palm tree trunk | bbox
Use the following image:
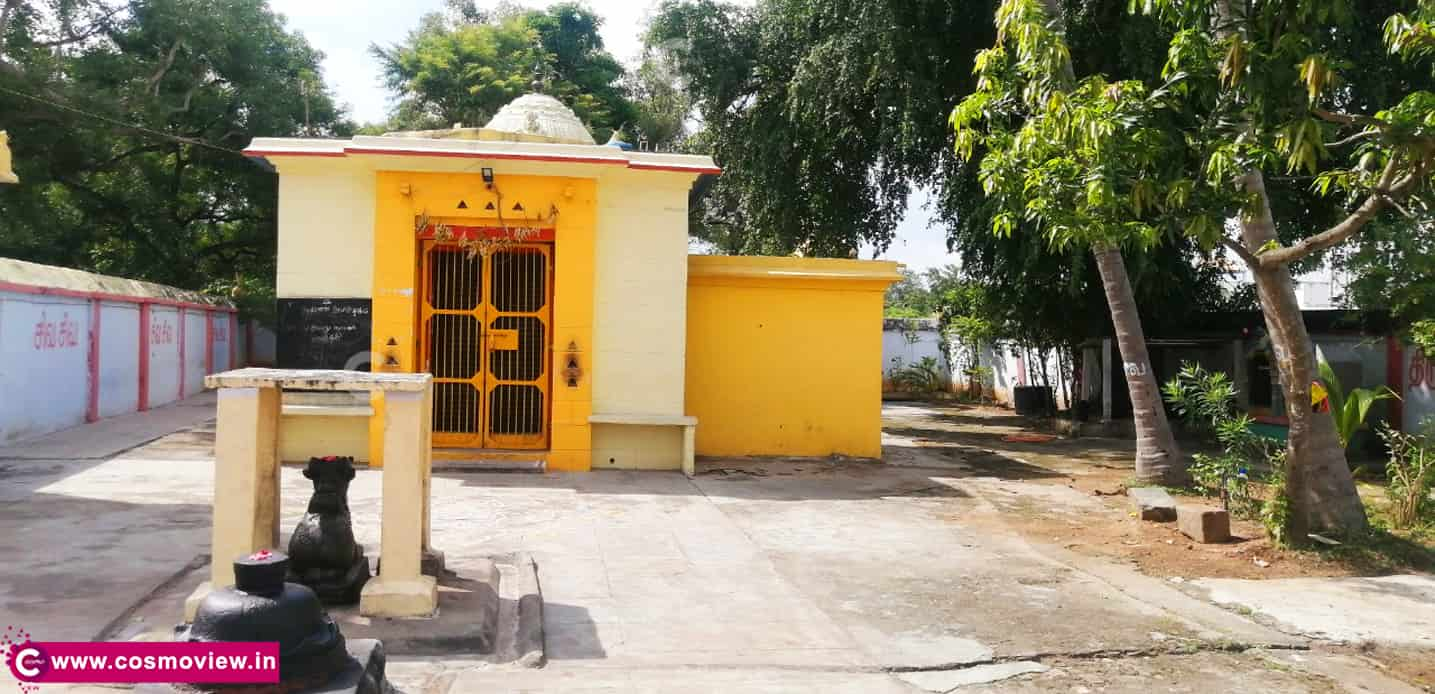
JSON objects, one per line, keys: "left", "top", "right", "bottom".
{"left": 1093, "top": 244, "right": 1185, "bottom": 484}
{"left": 1236, "top": 172, "right": 1368, "bottom": 535}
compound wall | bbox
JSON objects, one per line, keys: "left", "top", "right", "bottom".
{"left": 0, "top": 258, "right": 237, "bottom": 443}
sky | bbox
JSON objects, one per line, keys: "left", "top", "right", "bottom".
{"left": 264, "top": 0, "right": 958, "bottom": 273}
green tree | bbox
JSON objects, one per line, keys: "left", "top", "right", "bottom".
{"left": 646, "top": 0, "right": 1001, "bottom": 256}
{"left": 373, "top": 2, "right": 632, "bottom": 140}
{"left": 0, "top": 0, "right": 344, "bottom": 315}
{"left": 884, "top": 268, "right": 938, "bottom": 317}
{"left": 954, "top": 0, "right": 1435, "bottom": 536}
{"left": 1339, "top": 218, "right": 1435, "bottom": 350}
{"left": 952, "top": 0, "right": 1187, "bottom": 484}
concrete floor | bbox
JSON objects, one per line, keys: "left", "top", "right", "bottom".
{"left": 0, "top": 398, "right": 1429, "bottom": 692}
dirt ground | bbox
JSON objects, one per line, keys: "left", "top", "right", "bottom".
{"left": 881, "top": 401, "right": 1435, "bottom": 582}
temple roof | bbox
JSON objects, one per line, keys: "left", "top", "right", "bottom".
{"left": 483, "top": 93, "right": 596, "bottom": 145}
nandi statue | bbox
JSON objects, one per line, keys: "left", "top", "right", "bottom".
{"left": 287, "top": 456, "right": 370, "bottom": 604}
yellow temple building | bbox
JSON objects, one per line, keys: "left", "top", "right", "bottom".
{"left": 244, "top": 93, "right": 899, "bottom": 472}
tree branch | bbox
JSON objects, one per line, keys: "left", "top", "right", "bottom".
{"left": 1313, "top": 108, "right": 1391, "bottom": 130}
{"left": 1221, "top": 236, "right": 1259, "bottom": 269}
{"left": 145, "top": 40, "right": 185, "bottom": 98}
{"left": 1326, "top": 130, "right": 1377, "bottom": 148}
{"left": 1255, "top": 155, "right": 1416, "bottom": 267}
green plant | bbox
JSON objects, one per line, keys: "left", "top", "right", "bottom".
{"left": 1410, "top": 320, "right": 1435, "bottom": 357}
{"left": 1376, "top": 423, "right": 1435, "bottom": 529}
{"left": 1318, "top": 361, "right": 1399, "bottom": 450}
{"left": 1163, "top": 363, "right": 1278, "bottom": 517}
{"left": 892, "top": 357, "right": 947, "bottom": 395}
{"left": 1261, "top": 452, "right": 1293, "bottom": 547}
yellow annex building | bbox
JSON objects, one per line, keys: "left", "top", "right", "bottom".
{"left": 244, "top": 93, "right": 899, "bottom": 472}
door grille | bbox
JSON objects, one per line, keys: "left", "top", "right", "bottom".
{"left": 420, "top": 240, "right": 551, "bottom": 449}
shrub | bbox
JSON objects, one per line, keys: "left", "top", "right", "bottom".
{"left": 1377, "top": 422, "right": 1435, "bottom": 529}
{"left": 891, "top": 357, "right": 947, "bottom": 394}
{"left": 1163, "top": 363, "right": 1280, "bottom": 519}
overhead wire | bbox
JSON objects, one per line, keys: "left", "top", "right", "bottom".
{"left": 0, "top": 83, "right": 244, "bottom": 155}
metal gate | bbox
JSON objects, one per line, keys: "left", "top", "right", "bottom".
{"left": 420, "top": 241, "right": 552, "bottom": 449}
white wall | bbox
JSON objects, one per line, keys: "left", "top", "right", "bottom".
{"left": 589, "top": 171, "right": 694, "bottom": 468}
{"left": 210, "top": 313, "right": 233, "bottom": 373}
{"left": 882, "top": 326, "right": 949, "bottom": 379}
{"left": 1406, "top": 344, "right": 1435, "bottom": 432}
{"left": 183, "top": 310, "right": 208, "bottom": 397}
{"left": 591, "top": 171, "right": 690, "bottom": 416}
{"left": 275, "top": 162, "right": 375, "bottom": 299}
{"left": 0, "top": 292, "right": 91, "bottom": 442}
{"left": 97, "top": 302, "right": 140, "bottom": 418}
{"left": 0, "top": 261, "right": 236, "bottom": 444}
{"left": 147, "top": 306, "right": 181, "bottom": 408}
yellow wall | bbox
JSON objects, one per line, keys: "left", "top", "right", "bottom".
{"left": 279, "top": 416, "right": 370, "bottom": 462}
{"left": 369, "top": 170, "right": 596, "bottom": 469}
{"left": 684, "top": 256, "right": 900, "bottom": 459}
{"left": 275, "top": 160, "right": 375, "bottom": 298}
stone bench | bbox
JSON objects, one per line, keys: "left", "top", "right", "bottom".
{"left": 587, "top": 413, "right": 698, "bottom": 477}
{"left": 190, "top": 368, "right": 438, "bottom": 620}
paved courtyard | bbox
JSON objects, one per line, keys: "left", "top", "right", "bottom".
{"left": 0, "top": 397, "right": 1430, "bottom": 692}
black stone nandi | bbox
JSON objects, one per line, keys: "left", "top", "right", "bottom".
{"left": 288, "top": 456, "right": 370, "bottom": 604}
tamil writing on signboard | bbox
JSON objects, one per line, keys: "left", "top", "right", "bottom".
{"left": 276, "top": 299, "right": 373, "bottom": 371}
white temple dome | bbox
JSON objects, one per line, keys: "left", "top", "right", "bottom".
{"left": 483, "top": 93, "right": 596, "bottom": 145}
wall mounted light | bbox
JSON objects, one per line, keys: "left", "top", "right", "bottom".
{"left": 481, "top": 167, "right": 495, "bottom": 189}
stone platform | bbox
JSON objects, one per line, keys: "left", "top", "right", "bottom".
{"left": 112, "top": 554, "right": 545, "bottom": 668}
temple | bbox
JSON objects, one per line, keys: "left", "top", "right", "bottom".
{"left": 244, "top": 92, "right": 899, "bottom": 472}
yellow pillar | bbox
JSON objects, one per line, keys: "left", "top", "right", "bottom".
{"left": 185, "top": 386, "right": 280, "bottom": 620}
{"left": 360, "top": 386, "right": 438, "bottom": 617}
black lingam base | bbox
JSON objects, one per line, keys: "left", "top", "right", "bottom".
{"left": 288, "top": 457, "right": 370, "bottom": 604}
{"left": 174, "top": 552, "right": 388, "bottom": 693}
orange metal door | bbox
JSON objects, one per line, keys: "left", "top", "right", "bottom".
{"left": 420, "top": 241, "right": 552, "bottom": 449}
{"left": 482, "top": 245, "right": 552, "bottom": 449}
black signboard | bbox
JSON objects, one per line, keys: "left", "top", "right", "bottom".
{"left": 276, "top": 298, "right": 373, "bottom": 371}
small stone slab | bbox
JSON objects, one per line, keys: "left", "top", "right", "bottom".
{"left": 1178, "top": 504, "right": 1231, "bottom": 543}
{"left": 896, "top": 661, "right": 1050, "bottom": 691}
{"left": 1129, "top": 487, "right": 1177, "bottom": 522}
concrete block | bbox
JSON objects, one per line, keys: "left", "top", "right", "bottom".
{"left": 1178, "top": 504, "right": 1231, "bottom": 543}
{"left": 1129, "top": 487, "right": 1177, "bottom": 522}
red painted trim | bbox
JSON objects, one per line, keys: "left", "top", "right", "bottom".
{"left": 250, "top": 145, "right": 722, "bottom": 174}
{"left": 626, "top": 162, "right": 723, "bottom": 175}
{"left": 178, "top": 307, "right": 187, "bottom": 399}
{"left": 243, "top": 149, "right": 346, "bottom": 158}
{"left": 138, "top": 303, "right": 151, "bottom": 412}
{"left": 205, "top": 311, "right": 215, "bottom": 378}
{"left": 1388, "top": 336, "right": 1405, "bottom": 432}
{"left": 86, "top": 299, "right": 101, "bottom": 423}
{"left": 417, "top": 225, "right": 556, "bottom": 242}
{"left": 344, "top": 146, "right": 629, "bottom": 167}
{"left": 0, "top": 280, "right": 236, "bottom": 313}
